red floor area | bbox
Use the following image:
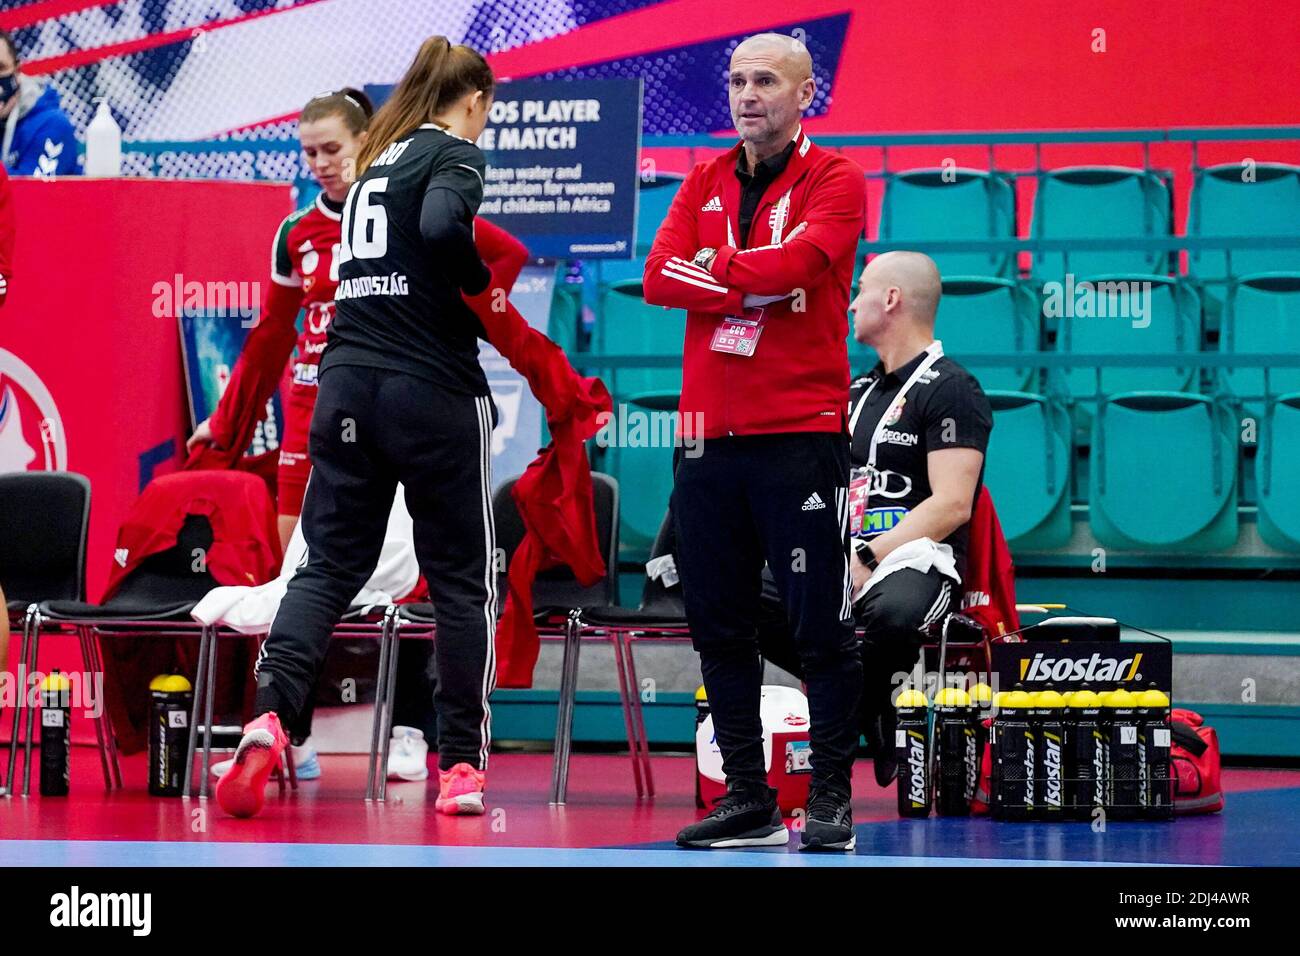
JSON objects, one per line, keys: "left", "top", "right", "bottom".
{"left": 3, "top": 748, "right": 1298, "bottom": 850}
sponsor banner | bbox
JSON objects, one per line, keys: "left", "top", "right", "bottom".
{"left": 992, "top": 640, "right": 1172, "bottom": 693}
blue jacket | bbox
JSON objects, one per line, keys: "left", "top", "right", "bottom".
{"left": 4, "top": 82, "right": 79, "bottom": 177}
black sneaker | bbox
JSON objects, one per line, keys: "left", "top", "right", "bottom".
{"left": 872, "top": 707, "right": 898, "bottom": 787}
{"left": 800, "top": 788, "right": 856, "bottom": 852}
{"left": 676, "top": 783, "right": 789, "bottom": 849}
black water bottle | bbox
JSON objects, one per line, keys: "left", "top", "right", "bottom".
{"left": 991, "top": 687, "right": 1034, "bottom": 820}
{"left": 895, "top": 689, "right": 931, "bottom": 817}
{"left": 968, "top": 683, "right": 994, "bottom": 806}
{"left": 148, "top": 674, "right": 194, "bottom": 797}
{"left": 1136, "top": 686, "right": 1173, "bottom": 821}
{"left": 1031, "top": 687, "right": 1066, "bottom": 820}
{"left": 694, "top": 685, "right": 709, "bottom": 809}
{"left": 1103, "top": 689, "right": 1141, "bottom": 819}
{"left": 1064, "top": 688, "right": 1107, "bottom": 821}
{"left": 934, "top": 687, "right": 973, "bottom": 816}
{"left": 39, "top": 670, "right": 72, "bottom": 797}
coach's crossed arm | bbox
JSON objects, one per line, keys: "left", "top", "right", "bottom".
{"left": 705, "top": 163, "right": 866, "bottom": 298}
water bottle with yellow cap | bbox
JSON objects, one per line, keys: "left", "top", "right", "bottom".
{"left": 1103, "top": 688, "right": 1140, "bottom": 818}
{"left": 991, "top": 686, "right": 1035, "bottom": 820}
{"left": 1064, "top": 687, "right": 1106, "bottom": 820}
{"left": 894, "top": 688, "right": 931, "bottom": 817}
{"left": 39, "top": 670, "right": 73, "bottom": 796}
{"left": 934, "top": 686, "right": 974, "bottom": 816}
{"left": 1135, "top": 685, "right": 1173, "bottom": 820}
{"left": 148, "top": 673, "right": 194, "bottom": 797}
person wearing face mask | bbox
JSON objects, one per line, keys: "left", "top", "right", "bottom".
{"left": 0, "top": 30, "right": 78, "bottom": 177}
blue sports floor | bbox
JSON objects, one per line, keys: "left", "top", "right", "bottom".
{"left": 2, "top": 753, "right": 1296, "bottom": 866}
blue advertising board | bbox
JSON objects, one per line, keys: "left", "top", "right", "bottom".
{"left": 477, "top": 77, "right": 642, "bottom": 259}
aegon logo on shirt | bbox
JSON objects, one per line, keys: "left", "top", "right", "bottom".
{"left": 879, "top": 428, "right": 919, "bottom": 447}
{"left": 1019, "top": 652, "right": 1144, "bottom": 684}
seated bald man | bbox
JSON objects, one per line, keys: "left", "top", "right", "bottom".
{"left": 755, "top": 252, "right": 993, "bottom": 785}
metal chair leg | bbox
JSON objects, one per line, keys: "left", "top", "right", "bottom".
{"left": 21, "top": 610, "right": 45, "bottom": 796}
{"left": 365, "top": 608, "right": 396, "bottom": 802}
{"left": 77, "top": 626, "right": 113, "bottom": 792}
{"left": 182, "top": 624, "right": 212, "bottom": 799}
{"left": 199, "top": 625, "right": 218, "bottom": 799}
{"left": 609, "top": 627, "right": 644, "bottom": 798}
{"left": 928, "top": 616, "right": 952, "bottom": 804}
{"left": 376, "top": 609, "right": 402, "bottom": 802}
{"left": 549, "top": 609, "right": 582, "bottom": 805}
{"left": 3, "top": 605, "right": 36, "bottom": 796}
{"left": 621, "top": 634, "right": 655, "bottom": 798}
{"left": 85, "top": 629, "right": 124, "bottom": 789}
{"left": 283, "top": 734, "right": 298, "bottom": 790}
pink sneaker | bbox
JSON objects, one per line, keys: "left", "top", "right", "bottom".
{"left": 435, "top": 762, "right": 487, "bottom": 815}
{"left": 216, "top": 712, "right": 288, "bottom": 818}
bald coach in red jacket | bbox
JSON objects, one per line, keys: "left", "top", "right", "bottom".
{"left": 644, "top": 33, "right": 867, "bottom": 852}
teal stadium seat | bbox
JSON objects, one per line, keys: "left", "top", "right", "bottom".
{"left": 1189, "top": 162, "right": 1300, "bottom": 319}
{"left": 1056, "top": 275, "right": 1200, "bottom": 397}
{"left": 880, "top": 168, "right": 1016, "bottom": 278}
{"left": 1031, "top": 166, "right": 1172, "bottom": 287}
{"left": 936, "top": 277, "right": 1040, "bottom": 392}
{"left": 598, "top": 391, "right": 679, "bottom": 560}
{"left": 548, "top": 282, "right": 582, "bottom": 354}
{"left": 1221, "top": 273, "right": 1300, "bottom": 414}
{"left": 1090, "top": 392, "right": 1238, "bottom": 551}
{"left": 597, "top": 280, "right": 685, "bottom": 399}
{"left": 1257, "top": 394, "right": 1300, "bottom": 553}
{"left": 982, "top": 391, "right": 1072, "bottom": 550}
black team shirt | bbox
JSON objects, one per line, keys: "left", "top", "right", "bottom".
{"left": 848, "top": 349, "right": 993, "bottom": 578}
{"left": 325, "top": 125, "right": 492, "bottom": 396}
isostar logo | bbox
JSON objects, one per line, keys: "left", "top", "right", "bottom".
{"left": 1023, "top": 732, "right": 1035, "bottom": 805}
{"left": 1019, "top": 651, "right": 1143, "bottom": 684}
{"left": 0, "top": 348, "right": 67, "bottom": 472}
{"left": 964, "top": 727, "right": 978, "bottom": 801}
{"left": 906, "top": 731, "right": 926, "bottom": 806}
{"left": 1043, "top": 732, "right": 1062, "bottom": 808}
{"left": 1093, "top": 732, "right": 1107, "bottom": 805}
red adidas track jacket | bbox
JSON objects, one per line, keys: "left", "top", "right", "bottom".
{"left": 643, "top": 128, "right": 866, "bottom": 439}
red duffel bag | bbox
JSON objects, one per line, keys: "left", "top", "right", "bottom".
{"left": 1170, "top": 708, "right": 1225, "bottom": 815}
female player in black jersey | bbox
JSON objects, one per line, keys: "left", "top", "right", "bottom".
{"left": 218, "top": 37, "right": 500, "bottom": 818}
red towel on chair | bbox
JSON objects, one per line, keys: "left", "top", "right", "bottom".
{"left": 960, "top": 486, "right": 1020, "bottom": 639}
{"left": 460, "top": 283, "right": 611, "bottom": 689}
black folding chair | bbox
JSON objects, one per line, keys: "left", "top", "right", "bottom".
{"left": 560, "top": 509, "right": 688, "bottom": 803}
{"left": 397, "top": 472, "right": 620, "bottom": 805}
{"left": 0, "top": 472, "right": 91, "bottom": 796}
{"left": 10, "top": 514, "right": 221, "bottom": 795}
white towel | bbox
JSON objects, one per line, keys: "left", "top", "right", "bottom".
{"left": 852, "top": 536, "right": 960, "bottom": 606}
{"left": 190, "top": 485, "right": 421, "bottom": 633}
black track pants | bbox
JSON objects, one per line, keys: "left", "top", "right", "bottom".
{"left": 673, "top": 433, "right": 861, "bottom": 796}
{"left": 254, "top": 364, "right": 498, "bottom": 771}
